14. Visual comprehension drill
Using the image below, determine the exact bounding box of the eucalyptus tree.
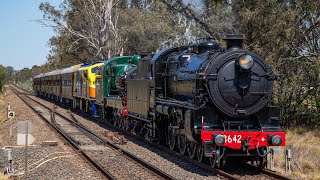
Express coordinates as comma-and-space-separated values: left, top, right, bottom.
39, 0, 123, 61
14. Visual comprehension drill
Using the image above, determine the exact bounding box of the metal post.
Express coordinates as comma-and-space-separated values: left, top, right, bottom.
285, 152, 287, 174
288, 158, 291, 174
285, 149, 292, 175
8, 148, 13, 173
287, 149, 291, 174
24, 124, 28, 179
269, 148, 274, 170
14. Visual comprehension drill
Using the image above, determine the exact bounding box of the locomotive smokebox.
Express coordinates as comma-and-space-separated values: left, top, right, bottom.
223, 34, 245, 49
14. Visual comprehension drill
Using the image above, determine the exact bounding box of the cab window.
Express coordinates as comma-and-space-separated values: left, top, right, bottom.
91, 66, 101, 74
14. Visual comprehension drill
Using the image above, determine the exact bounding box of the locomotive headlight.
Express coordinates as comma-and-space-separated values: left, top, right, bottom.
268, 135, 282, 146
214, 134, 225, 146
238, 54, 254, 70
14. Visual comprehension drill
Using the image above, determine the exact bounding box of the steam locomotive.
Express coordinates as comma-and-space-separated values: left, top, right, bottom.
33, 34, 285, 168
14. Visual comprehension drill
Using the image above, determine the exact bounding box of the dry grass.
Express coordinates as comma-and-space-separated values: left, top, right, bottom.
274, 128, 320, 179
0, 173, 8, 180
0, 89, 7, 110
0, 98, 6, 123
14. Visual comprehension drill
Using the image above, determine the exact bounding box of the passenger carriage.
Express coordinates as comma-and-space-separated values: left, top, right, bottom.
60, 64, 82, 106
48, 69, 63, 101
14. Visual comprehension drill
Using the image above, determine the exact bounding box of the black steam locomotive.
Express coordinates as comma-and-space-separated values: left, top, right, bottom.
123, 34, 285, 168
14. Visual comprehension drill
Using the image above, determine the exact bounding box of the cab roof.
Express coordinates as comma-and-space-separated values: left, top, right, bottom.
76, 62, 103, 71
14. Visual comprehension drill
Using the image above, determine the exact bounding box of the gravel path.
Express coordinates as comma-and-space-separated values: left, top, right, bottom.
0, 88, 104, 179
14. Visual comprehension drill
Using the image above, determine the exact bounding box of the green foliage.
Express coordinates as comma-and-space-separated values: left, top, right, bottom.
118, 7, 175, 54
10, 64, 55, 86
16, 79, 33, 91
0, 65, 7, 92
233, 0, 320, 127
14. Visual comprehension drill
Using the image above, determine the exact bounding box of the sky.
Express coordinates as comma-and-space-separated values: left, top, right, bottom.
0, 0, 62, 70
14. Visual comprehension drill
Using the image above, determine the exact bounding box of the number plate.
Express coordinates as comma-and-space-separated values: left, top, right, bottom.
223, 135, 242, 143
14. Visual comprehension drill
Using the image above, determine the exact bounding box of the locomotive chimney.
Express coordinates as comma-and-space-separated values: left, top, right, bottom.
223, 34, 245, 50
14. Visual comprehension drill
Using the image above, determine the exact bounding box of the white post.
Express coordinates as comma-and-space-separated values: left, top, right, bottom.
285, 149, 292, 175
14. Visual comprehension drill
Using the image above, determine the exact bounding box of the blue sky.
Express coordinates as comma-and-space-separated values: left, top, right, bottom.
0, 0, 62, 70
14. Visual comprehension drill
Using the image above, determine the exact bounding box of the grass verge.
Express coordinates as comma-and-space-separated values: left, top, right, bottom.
0, 173, 8, 180
274, 128, 320, 179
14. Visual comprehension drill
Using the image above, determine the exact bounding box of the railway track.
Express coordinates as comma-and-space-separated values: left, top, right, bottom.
9, 85, 175, 180
11, 85, 292, 180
